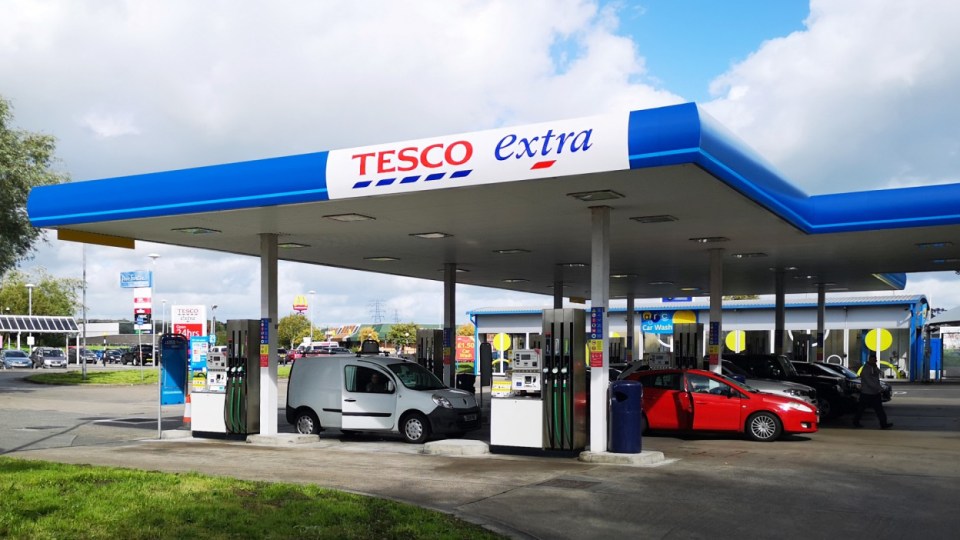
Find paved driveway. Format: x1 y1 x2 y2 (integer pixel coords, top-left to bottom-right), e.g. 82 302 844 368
2 370 959 539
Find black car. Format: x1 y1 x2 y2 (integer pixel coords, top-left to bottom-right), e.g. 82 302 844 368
723 353 852 418
815 361 893 402
121 344 154 366
102 349 125 364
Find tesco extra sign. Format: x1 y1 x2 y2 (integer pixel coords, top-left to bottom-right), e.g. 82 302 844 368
171 305 207 338
325 112 628 200
351 141 473 176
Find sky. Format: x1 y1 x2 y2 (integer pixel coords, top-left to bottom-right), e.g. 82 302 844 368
2 0 960 326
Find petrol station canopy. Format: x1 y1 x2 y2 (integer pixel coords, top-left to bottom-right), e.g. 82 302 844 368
26 103 960 299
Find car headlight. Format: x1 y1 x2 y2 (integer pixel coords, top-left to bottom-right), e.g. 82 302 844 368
785 388 804 397
780 401 815 413
432 395 453 409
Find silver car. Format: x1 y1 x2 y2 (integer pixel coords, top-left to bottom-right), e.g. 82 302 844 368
721 360 819 408
30 347 67 369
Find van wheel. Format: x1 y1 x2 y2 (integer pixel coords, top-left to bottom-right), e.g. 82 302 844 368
400 412 431 444
294 409 320 435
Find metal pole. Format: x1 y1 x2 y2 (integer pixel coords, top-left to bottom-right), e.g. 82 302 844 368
149 253 161 439
309 290 316 342
82 245 87 380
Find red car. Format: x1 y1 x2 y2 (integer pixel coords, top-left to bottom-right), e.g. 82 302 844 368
622 368 818 442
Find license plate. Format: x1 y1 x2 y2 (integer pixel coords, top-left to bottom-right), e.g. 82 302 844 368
463 414 477 422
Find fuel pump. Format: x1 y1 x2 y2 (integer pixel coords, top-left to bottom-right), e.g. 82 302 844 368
416 329 444 380
541 308 587 452
673 323 703 369
793 333 811 362
221 320 260 436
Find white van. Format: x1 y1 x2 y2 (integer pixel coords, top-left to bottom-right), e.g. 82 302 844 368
285 345 480 443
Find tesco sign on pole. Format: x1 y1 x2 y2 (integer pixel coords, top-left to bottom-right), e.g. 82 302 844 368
171 305 207 339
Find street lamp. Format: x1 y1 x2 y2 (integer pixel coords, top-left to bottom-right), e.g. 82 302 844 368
25 283 34 315
308 290 316 342
25 283 35 348
147 253 160 440
211 304 218 341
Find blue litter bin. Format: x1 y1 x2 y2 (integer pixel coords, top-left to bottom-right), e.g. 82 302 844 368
608 380 643 453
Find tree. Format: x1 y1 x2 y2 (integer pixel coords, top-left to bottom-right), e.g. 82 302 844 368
457 323 475 336
387 322 419 353
724 295 760 300
358 326 379 343
0 268 82 347
1 96 69 276
277 313 310 349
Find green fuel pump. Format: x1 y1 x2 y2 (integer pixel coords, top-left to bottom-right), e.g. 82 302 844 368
221 320 261 436
541 309 587 451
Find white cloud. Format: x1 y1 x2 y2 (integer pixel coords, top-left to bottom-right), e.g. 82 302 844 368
704 0 960 194
6 0 960 322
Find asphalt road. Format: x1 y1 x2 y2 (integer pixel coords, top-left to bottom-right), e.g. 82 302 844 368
3 368 959 539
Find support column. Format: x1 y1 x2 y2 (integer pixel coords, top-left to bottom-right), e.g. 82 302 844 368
774 269 786 356
816 283 826 362
260 233 279 436
553 265 563 309
589 206 610 453
443 263 456 387
626 294 635 364
708 249 723 373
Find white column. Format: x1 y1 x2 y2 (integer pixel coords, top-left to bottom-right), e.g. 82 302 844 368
260 233 279 436
590 206 610 453
708 248 723 373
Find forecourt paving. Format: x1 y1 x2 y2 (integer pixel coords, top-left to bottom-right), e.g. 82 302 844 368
4 372 959 540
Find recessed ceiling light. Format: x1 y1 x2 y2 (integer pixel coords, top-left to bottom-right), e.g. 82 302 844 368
630 215 678 223
680 286 701 291
566 190 624 202
932 258 960 264
561 262 589 268
689 236 730 243
828 287 850 292
172 227 221 235
916 241 953 248
410 232 452 239
610 273 637 279
732 252 767 258
648 280 674 286
324 213 375 222
364 256 399 262
793 275 818 280
502 278 528 283
278 242 310 249
436 267 469 273
769 266 799 272
493 248 530 254
547 283 568 289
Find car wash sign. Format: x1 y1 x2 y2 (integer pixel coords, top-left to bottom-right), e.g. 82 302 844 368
641 311 674 334
325 112 629 200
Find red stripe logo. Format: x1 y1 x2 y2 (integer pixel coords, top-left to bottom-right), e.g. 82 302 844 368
531 160 556 170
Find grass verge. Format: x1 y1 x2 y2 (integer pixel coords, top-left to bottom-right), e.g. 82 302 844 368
26 370 159 385
0 458 500 539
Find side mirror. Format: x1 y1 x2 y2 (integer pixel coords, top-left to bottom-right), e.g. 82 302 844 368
387 380 395 393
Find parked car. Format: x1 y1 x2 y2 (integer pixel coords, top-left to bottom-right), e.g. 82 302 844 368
121 344 154 366
102 349 124 364
720 361 819 409
67 347 98 364
2 349 32 369
31 347 67 369
620 368 818 441
815 361 893 402
723 354 851 418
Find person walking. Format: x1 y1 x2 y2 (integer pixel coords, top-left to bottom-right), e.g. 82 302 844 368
853 354 892 429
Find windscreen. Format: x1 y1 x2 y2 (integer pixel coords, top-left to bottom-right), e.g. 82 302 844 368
387 361 446 391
